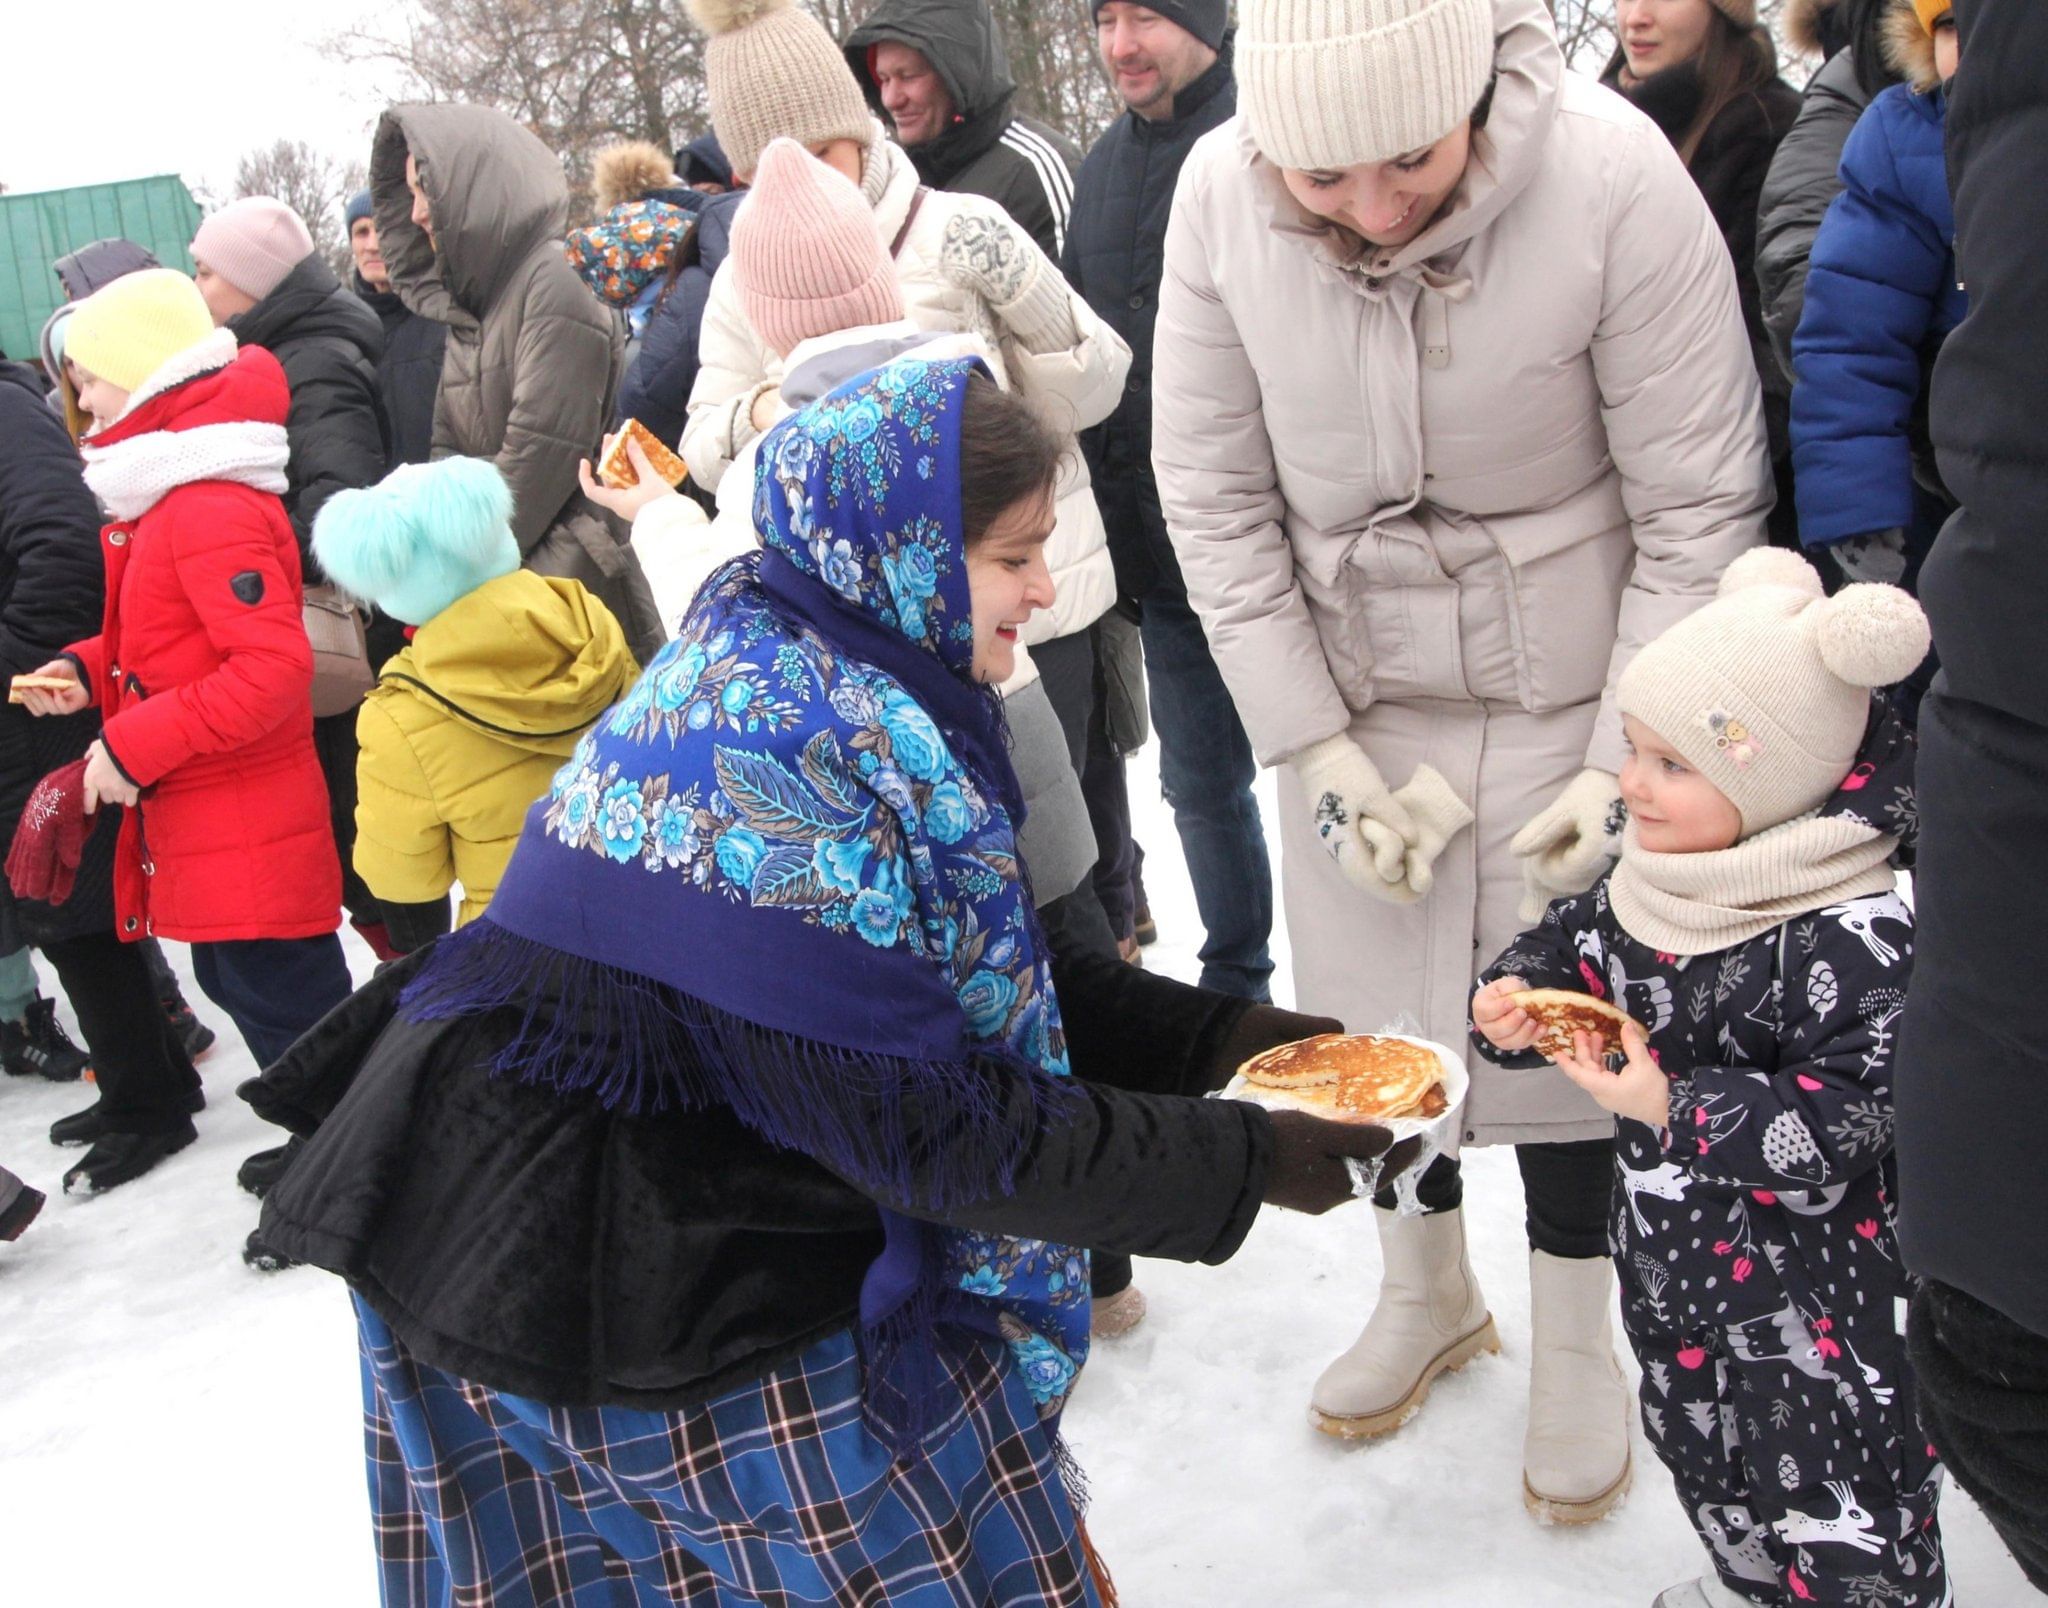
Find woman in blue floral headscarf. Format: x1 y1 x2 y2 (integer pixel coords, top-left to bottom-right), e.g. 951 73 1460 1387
250 356 1413 1607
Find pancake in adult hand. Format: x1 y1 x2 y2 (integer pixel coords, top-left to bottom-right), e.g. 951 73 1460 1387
1239 1033 1446 1123
1508 989 1644 1062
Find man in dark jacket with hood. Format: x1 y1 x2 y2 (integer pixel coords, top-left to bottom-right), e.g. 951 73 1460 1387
191 196 394 957
371 103 664 662
1897 0 2048 1591
845 0 1080 258
1061 1 1273 1006
346 189 445 469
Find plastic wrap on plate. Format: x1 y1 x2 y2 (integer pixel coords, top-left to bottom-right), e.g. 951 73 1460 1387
1213 1023 1468 1216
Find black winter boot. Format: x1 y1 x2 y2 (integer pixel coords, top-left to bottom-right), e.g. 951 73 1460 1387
2 998 90 1082
61 1121 197 1195
160 992 216 1061
0 1165 44 1239
236 1135 305 1199
242 1227 299 1272
50 1085 205 1148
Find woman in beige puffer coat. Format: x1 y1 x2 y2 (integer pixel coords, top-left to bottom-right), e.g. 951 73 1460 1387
1152 0 1767 1525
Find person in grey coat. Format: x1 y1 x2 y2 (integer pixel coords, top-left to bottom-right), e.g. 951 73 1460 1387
370 104 665 660
1755 0 1903 380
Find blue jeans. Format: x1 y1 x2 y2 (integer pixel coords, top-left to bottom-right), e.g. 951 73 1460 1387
1137 577 1273 1000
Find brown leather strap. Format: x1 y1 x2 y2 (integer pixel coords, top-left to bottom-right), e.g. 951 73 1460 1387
889 187 930 258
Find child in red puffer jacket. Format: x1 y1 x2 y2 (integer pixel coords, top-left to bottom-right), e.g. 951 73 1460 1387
20 269 352 1192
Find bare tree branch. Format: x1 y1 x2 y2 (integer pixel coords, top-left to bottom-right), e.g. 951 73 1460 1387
231 139 368 280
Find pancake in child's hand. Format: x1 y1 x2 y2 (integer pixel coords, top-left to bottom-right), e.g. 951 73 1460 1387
1240 1033 1446 1123
8 674 76 704
598 419 689 490
1509 989 1644 1062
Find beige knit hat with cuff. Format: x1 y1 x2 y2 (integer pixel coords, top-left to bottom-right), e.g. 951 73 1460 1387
1618 549 1930 835
1238 0 1498 170
686 0 876 182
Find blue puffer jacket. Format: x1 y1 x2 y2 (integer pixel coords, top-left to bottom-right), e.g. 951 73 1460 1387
614 189 744 452
1791 83 1967 549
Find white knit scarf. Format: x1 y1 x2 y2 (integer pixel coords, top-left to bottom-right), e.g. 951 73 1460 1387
79 329 290 520
1607 813 1900 958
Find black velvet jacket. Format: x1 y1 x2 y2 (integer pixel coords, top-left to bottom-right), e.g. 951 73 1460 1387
253 947 1288 1412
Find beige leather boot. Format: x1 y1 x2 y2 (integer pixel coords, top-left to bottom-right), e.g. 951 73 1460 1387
1309 1206 1498 1438
1523 1250 1634 1523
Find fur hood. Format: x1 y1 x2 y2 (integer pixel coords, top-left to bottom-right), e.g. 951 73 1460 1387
1884 1 1943 92
1785 0 1839 56
592 141 679 214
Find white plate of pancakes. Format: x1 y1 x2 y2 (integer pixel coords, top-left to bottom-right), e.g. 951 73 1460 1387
1218 1031 1468 1145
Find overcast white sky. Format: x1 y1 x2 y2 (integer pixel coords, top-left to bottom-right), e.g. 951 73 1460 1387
5 0 399 214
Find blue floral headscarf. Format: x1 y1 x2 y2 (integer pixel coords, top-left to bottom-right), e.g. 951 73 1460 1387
404 356 1089 1453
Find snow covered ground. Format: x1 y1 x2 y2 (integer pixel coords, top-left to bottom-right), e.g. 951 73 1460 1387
0 752 2032 1606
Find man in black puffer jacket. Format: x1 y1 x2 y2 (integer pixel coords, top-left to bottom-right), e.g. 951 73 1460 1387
1062 3 1274 1009
191 196 394 958
845 0 1080 259
1896 0 2048 1591
345 189 444 470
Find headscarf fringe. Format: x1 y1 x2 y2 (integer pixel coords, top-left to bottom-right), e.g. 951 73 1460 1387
400 918 1083 1218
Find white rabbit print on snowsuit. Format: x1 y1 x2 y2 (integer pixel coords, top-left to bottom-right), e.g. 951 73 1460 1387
1478 732 1948 1606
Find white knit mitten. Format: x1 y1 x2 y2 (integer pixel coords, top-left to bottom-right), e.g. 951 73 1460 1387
1294 735 1416 902
1389 764 1475 901
1510 768 1624 922
939 211 1079 356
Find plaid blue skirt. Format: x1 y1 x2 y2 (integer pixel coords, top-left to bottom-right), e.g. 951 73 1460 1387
354 1296 1099 1606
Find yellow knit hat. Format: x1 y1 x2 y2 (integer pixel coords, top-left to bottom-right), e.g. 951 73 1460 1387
66 269 215 394
1912 0 1953 33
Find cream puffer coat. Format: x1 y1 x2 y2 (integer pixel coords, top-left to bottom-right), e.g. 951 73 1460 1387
682 133 1126 651
1153 0 1769 1145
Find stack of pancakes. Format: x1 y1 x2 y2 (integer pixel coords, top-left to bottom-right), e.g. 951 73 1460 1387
1239 1034 1448 1123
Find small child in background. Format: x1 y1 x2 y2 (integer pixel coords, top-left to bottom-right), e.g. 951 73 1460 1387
312 457 638 951
1471 550 1949 1608
582 137 981 634
20 270 351 1190
566 141 700 352
1792 0 1965 632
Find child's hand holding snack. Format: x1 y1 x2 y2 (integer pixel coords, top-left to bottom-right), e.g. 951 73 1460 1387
1550 1021 1669 1129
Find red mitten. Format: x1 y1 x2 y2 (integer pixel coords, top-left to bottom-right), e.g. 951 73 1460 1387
8 759 94 906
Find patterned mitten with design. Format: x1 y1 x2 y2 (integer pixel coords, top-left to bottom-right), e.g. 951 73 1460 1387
1293 735 1417 902
1828 528 1908 586
1388 764 1475 900
938 211 1079 356
6 758 93 907
1510 767 1625 922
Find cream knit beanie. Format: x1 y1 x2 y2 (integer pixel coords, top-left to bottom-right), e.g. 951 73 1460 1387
731 140 904 358
1239 0 1498 170
66 269 217 394
686 0 876 182
1618 549 1930 835
191 197 315 301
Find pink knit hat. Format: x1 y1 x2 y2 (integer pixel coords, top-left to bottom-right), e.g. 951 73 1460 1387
729 139 902 358
191 198 315 301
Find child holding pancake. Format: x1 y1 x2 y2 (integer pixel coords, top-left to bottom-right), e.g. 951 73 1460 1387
1471 549 1948 1607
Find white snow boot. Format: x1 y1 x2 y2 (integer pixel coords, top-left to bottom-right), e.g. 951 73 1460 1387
1309 1206 1498 1439
1651 1575 1762 1607
1523 1250 1633 1524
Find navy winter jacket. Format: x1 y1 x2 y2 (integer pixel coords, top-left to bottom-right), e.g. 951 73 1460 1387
1791 85 1966 549
615 190 744 452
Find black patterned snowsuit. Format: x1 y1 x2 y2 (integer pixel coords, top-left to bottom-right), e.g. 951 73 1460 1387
1476 725 1948 1606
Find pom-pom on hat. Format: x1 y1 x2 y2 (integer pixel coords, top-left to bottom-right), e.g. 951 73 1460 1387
731 139 903 358
191 197 315 301
1238 0 1497 170
65 269 217 394
1618 549 1931 835
312 457 521 627
686 0 876 183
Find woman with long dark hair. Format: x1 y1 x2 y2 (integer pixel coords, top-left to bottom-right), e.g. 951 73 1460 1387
1604 0 1801 543
247 358 1414 1603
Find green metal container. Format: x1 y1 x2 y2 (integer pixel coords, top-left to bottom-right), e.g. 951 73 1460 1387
0 175 203 364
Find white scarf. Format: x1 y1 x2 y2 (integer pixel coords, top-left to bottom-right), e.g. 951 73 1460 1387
1608 813 1900 958
79 329 290 520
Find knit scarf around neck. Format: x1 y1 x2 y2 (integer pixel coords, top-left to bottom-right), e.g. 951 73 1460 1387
1609 813 1899 957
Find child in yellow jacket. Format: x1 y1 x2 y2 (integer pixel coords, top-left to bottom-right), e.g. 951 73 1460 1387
312 458 638 950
